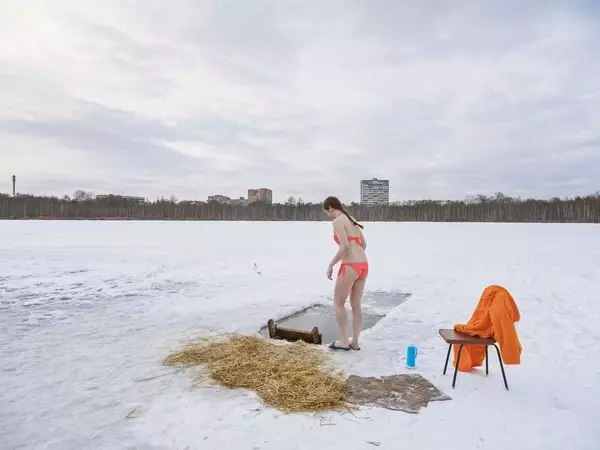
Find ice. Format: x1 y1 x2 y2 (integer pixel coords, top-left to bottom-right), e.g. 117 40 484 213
1 221 600 450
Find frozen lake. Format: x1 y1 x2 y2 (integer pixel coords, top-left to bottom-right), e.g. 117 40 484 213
1 221 600 450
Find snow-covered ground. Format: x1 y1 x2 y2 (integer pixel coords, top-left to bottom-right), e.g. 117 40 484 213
1 221 599 450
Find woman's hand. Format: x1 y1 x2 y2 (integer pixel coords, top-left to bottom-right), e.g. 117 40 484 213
327 264 333 280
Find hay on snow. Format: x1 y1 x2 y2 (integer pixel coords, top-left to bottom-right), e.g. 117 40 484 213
163 334 350 413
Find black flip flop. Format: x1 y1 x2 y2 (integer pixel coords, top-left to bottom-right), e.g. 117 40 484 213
349 344 361 351
328 341 351 351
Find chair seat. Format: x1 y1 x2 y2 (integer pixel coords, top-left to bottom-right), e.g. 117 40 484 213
439 328 496 345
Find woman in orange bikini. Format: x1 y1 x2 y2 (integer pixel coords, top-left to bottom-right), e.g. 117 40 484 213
323 196 368 351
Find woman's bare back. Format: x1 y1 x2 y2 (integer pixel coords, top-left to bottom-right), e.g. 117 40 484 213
334 214 367 264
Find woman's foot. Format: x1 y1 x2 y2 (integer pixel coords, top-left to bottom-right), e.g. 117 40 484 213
328 341 351 351
349 337 360 350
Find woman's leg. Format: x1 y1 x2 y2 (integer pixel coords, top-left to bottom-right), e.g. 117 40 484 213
349 277 366 349
332 266 359 347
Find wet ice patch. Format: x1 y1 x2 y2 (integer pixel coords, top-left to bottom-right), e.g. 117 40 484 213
361 290 412 315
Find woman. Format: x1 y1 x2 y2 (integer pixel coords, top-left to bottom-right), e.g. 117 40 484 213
323 196 368 351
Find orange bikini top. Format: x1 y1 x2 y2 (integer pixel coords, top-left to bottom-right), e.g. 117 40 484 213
333 234 364 248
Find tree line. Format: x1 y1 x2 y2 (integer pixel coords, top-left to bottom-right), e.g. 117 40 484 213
0 191 599 222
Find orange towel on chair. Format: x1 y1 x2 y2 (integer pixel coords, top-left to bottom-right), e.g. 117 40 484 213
453 285 522 372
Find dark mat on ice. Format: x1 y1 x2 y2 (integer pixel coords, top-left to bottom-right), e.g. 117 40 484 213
345 373 451 414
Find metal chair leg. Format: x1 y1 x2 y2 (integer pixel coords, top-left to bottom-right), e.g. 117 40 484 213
485 345 489 376
492 343 509 390
452 344 464 388
443 344 452 375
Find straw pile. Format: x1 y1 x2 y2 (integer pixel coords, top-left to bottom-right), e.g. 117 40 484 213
163 334 350 413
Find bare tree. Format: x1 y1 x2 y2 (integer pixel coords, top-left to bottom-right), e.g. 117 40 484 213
73 190 94 202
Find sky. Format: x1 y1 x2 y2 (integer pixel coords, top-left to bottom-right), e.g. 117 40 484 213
1 0 599 203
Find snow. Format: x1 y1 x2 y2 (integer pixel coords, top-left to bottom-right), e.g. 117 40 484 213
1 220 599 450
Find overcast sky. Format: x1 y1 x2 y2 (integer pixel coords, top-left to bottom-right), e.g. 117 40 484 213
1 1 599 203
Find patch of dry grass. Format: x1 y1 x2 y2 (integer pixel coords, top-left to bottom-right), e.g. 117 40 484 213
163 334 350 413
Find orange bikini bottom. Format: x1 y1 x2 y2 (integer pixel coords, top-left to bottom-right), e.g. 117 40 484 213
338 261 369 279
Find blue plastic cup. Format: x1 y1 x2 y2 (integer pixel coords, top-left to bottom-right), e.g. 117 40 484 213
406 345 418 369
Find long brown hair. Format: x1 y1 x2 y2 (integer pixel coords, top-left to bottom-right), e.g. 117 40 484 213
323 196 364 229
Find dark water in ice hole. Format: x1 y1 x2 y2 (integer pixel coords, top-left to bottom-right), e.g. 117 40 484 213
259 290 411 345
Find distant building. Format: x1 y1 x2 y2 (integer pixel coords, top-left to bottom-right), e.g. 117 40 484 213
207 194 231 204
248 188 273 204
360 178 389 206
96 195 147 204
229 197 248 206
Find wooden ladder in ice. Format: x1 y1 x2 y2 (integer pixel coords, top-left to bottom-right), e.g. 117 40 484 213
266 319 322 345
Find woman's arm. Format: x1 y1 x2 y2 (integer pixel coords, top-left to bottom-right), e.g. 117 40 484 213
329 218 349 267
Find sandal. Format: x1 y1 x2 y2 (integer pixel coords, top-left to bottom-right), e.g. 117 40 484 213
328 341 351 351
349 343 361 351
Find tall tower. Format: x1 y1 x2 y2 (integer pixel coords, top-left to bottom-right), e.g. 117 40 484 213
360 178 389 205
12 175 16 196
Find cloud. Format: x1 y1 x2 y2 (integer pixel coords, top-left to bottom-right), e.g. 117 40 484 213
0 0 599 202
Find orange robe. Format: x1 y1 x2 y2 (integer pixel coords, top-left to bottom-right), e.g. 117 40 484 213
453 285 522 372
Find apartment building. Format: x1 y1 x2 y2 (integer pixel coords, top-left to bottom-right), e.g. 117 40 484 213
360 178 389 205
95 195 147 204
247 188 273 204
229 197 248 206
